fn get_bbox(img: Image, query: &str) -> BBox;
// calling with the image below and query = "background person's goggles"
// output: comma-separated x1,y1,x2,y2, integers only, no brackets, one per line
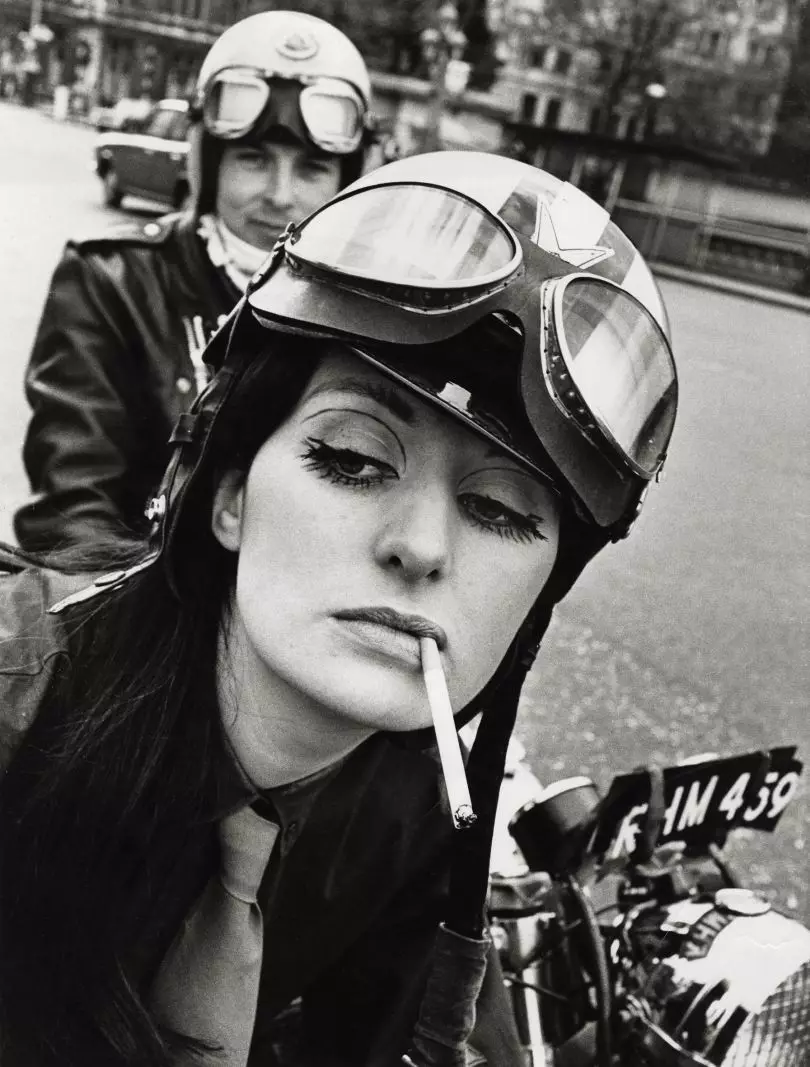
283,182,677,481
202,67,365,154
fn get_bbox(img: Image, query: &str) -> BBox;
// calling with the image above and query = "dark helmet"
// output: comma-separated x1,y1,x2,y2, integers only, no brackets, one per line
187,10,373,215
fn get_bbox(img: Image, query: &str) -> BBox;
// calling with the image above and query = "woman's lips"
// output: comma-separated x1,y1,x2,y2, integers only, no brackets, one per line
335,618,423,665
333,607,447,649
332,608,447,666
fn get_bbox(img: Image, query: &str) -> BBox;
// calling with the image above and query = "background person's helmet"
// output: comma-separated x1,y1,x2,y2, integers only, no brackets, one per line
187,10,373,215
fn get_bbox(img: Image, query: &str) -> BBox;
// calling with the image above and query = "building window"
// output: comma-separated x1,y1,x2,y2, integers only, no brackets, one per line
701,30,724,57
528,45,547,69
553,49,571,75
520,92,538,123
544,98,561,128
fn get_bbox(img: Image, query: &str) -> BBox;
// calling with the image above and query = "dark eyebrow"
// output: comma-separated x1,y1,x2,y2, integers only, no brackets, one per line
306,376,417,424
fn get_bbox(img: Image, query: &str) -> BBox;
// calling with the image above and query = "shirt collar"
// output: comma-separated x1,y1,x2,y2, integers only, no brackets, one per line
215,742,348,834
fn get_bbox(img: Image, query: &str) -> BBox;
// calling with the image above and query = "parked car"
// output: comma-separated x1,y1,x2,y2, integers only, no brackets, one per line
92,96,153,133
94,98,190,210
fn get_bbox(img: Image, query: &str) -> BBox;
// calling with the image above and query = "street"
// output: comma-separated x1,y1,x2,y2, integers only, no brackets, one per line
1,101,808,918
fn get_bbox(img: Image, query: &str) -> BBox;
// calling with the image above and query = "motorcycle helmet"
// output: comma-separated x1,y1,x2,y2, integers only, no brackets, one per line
247,150,676,543
622,889,810,1066
188,10,373,215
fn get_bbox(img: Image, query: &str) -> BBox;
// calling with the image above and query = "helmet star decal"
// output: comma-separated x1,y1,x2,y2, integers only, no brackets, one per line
495,171,615,270
532,201,614,269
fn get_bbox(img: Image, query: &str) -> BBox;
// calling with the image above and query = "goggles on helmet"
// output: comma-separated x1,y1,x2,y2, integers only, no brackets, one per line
261,181,677,523
202,66,365,155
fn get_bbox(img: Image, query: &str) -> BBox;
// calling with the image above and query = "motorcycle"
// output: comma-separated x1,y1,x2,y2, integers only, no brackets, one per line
270,735,807,1067
485,736,809,1066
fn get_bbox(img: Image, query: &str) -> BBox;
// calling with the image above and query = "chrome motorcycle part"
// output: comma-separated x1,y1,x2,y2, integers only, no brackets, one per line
621,890,810,1065
508,776,600,873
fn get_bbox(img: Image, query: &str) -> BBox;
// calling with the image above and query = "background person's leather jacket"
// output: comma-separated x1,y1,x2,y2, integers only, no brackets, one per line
14,213,240,553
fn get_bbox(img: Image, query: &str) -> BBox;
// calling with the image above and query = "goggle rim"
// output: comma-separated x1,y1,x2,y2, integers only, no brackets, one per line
540,273,677,479
284,181,525,307
298,78,365,155
202,66,366,153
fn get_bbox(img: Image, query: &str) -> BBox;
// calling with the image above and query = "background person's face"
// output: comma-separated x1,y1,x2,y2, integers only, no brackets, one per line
213,351,560,743
215,139,342,251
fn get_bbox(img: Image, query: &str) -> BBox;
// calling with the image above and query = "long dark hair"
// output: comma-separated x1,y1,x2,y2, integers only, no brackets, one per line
0,338,321,1067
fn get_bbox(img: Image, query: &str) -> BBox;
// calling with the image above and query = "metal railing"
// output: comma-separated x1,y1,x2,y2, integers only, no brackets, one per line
612,199,810,293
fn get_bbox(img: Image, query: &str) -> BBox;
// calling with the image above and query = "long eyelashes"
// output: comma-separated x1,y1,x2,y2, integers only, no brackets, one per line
459,494,548,544
301,438,548,544
300,438,396,489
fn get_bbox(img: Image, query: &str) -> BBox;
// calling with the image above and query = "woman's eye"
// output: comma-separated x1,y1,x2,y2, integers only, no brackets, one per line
460,493,547,544
300,438,397,489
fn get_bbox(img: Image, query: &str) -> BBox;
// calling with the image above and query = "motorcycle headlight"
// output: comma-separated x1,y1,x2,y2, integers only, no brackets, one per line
623,888,810,1066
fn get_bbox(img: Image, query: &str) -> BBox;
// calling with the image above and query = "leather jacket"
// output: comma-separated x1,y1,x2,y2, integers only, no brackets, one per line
14,213,240,553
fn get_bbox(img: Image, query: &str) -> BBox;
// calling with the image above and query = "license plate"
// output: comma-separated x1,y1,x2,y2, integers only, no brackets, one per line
590,746,803,860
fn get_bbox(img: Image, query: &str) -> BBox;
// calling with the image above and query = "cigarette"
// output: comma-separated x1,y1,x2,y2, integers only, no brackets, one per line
419,637,477,831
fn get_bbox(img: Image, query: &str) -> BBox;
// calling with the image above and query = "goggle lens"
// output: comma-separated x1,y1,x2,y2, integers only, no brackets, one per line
288,184,521,297
202,68,364,154
299,81,363,154
555,278,676,474
203,71,269,139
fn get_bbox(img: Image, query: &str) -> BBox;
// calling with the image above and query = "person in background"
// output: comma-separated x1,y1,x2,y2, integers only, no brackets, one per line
14,10,374,553
0,151,678,1066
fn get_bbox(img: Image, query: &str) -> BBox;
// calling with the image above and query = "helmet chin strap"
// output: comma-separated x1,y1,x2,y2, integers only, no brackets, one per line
445,644,537,939
437,521,607,937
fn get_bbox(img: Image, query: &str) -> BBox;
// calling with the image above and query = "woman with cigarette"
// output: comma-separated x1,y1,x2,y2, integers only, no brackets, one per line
0,152,677,1067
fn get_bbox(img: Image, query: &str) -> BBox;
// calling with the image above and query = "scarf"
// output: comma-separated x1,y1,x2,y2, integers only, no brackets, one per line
198,214,274,293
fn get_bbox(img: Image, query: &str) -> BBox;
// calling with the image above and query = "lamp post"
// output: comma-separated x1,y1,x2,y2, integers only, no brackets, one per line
420,2,469,152
603,80,668,213
641,80,667,141
18,0,53,106
618,79,668,142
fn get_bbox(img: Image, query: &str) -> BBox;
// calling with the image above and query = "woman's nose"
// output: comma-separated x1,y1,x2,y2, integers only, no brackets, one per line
374,485,453,583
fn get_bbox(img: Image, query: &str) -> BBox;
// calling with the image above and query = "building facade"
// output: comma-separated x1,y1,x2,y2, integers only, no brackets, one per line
485,0,797,157
0,0,253,109
0,0,800,159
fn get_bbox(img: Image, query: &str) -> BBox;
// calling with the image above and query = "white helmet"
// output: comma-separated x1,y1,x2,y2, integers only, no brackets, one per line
195,10,371,113
189,11,373,213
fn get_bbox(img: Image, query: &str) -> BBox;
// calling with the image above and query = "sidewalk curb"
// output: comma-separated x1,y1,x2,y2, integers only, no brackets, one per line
652,262,810,313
